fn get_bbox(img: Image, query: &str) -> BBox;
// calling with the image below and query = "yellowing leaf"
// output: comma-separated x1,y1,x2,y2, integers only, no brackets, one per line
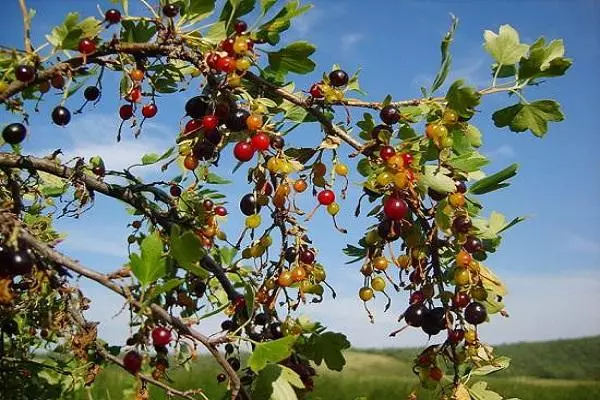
479,264,507,296
453,383,472,400
483,24,529,65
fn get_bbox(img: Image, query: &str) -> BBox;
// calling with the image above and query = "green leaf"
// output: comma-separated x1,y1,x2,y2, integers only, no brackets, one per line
140,147,174,165
465,124,482,147
492,100,564,137
38,171,68,197
297,332,350,371
518,38,572,81
120,20,156,43
218,246,238,266
280,100,316,122
420,165,456,193
45,12,102,51
356,158,374,177
469,164,518,195
342,244,367,263
284,147,317,164
145,278,183,302
447,151,489,172
252,364,304,400
169,226,206,277
220,0,256,32
431,14,458,93
468,381,503,400
471,356,511,376
256,1,313,45
268,41,316,75
205,172,232,184
205,21,227,43
483,24,529,65
398,124,418,140
248,335,298,373
446,80,481,119
260,0,277,15
181,0,215,23
129,231,166,287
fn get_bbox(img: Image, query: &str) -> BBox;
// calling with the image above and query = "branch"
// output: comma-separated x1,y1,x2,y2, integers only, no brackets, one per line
2,212,246,400
67,309,207,400
245,71,365,152
18,0,33,53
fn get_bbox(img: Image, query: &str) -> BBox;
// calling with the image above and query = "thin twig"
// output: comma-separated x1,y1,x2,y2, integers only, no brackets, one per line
18,0,33,53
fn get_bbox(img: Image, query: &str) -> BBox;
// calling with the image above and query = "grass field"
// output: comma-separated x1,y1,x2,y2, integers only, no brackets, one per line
73,336,600,400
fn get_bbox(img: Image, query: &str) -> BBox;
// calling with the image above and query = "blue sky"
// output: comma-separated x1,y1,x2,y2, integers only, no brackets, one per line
1,0,599,348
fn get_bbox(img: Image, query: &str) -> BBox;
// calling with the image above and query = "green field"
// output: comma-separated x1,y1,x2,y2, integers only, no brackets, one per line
74,336,600,400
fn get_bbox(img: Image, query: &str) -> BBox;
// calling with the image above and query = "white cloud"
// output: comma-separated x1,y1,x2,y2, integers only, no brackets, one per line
341,33,364,51
291,8,323,36
37,114,172,172
487,144,516,159
565,232,600,253
412,56,489,92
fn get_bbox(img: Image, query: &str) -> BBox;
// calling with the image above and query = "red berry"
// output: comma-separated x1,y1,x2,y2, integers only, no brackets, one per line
216,56,236,73
151,327,172,346
251,132,270,151
448,329,465,344
170,185,182,197
142,103,158,118
317,190,335,205
215,206,228,216
185,119,202,135
299,249,315,264
123,351,142,374
234,20,248,34
309,83,323,98
128,88,142,103
206,53,221,69
380,146,395,161
233,141,255,162
105,9,122,24
429,366,443,381
401,153,413,166
410,290,425,304
220,38,235,54
119,104,134,120
202,115,218,130
452,292,470,308
383,197,408,220
78,38,96,55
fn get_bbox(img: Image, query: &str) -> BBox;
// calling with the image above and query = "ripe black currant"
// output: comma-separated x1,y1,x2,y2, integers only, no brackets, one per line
225,109,250,132
404,303,428,327
185,96,209,119
452,215,472,234
51,106,71,126
464,302,487,325
328,69,348,87
84,86,100,101
240,193,260,216
2,123,27,145
15,64,35,82
162,4,179,18
463,236,483,254
380,105,401,125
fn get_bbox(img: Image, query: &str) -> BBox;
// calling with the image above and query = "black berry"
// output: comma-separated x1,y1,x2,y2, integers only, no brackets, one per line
51,106,71,126
2,123,27,145
380,105,401,125
84,86,100,101
329,69,348,87
185,96,209,119
464,302,487,325
404,303,428,327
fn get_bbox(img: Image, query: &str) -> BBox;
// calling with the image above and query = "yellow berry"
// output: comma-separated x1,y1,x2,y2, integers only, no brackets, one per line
443,109,459,125
371,276,386,291
245,214,261,229
359,287,374,301
335,163,349,176
236,57,252,71
448,192,466,208
372,256,389,271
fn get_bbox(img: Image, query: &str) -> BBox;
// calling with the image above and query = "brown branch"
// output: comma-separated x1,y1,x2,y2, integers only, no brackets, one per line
244,71,365,152
18,0,33,53
68,310,205,400
3,213,246,400
0,152,243,309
